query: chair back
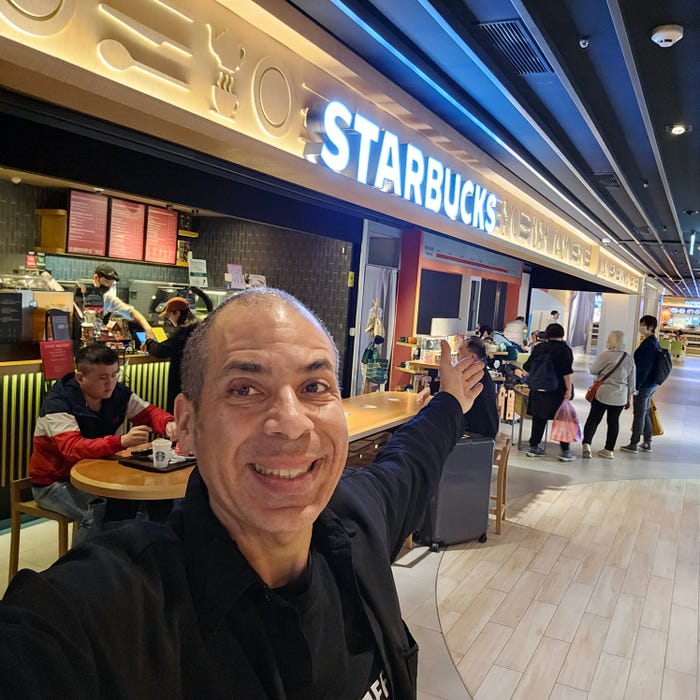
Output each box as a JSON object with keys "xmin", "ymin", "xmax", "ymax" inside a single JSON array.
[
  {"xmin": 659, "ymin": 336, "xmax": 671, "ymax": 350},
  {"xmin": 494, "ymin": 434, "xmax": 512, "ymax": 470},
  {"xmin": 490, "ymin": 434, "xmax": 512, "ymax": 535},
  {"xmin": 670, "ymin": 340, "xmax": 683, "ymax": 356}
]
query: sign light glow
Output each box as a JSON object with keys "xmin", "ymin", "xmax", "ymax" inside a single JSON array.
[{"xmin": 306, "ymin": 100, "xmax": 498, "ymax": 234}]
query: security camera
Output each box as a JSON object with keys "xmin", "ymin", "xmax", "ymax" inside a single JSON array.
[
  {"xmin": 579, "ymin": 37, "xmax": 589, "ymax": 49},
  {"xmin": 651, "ymin": 25, "xmax": 683, "ymax": 47},
  {"xmin": 166, "ymin": 203, "xmax": 173, "ymax": 210}
]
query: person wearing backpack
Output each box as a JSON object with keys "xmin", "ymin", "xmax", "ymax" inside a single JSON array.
[
  {"xmin": 522, "ymin": 323, "xmax": 575, "ymax": 461},
  {"xmin": 621, "ymin": 315, "xmax": 660, "ymax": 454}
]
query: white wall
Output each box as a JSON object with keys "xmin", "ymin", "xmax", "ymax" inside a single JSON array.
[
  {"xmin": 529, "ymin": 288, "xmax": 564, "ymax": 334},
  {"xmin": 598, "ymin": 293, "xmax": 642, "ymax": 356},
  {"xmin": 518, "ymin": 271, "xmax": 530, "ymax": 319}
]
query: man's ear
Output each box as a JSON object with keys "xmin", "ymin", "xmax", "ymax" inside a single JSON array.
[{"xmin": 174, "ymin": 393, "xmax": 196, "ymax": 455}]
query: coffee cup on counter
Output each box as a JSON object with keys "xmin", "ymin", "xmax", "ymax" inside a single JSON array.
[{"xmin": 152, "ymin": 438, "xmax": 172, "ymax": 470}]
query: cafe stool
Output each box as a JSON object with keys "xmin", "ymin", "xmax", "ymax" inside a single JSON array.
[
  {"xmin": 490, "ymin": 435, "xmax": 512, "ymax": 535},
  {"xmin": 8, "ymin": 477, "xmax": 76, "ymax": 584}
]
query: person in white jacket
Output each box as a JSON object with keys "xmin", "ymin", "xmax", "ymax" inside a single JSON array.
[
  {"xmin": 581, "ymin": 330, "xmax": 636, "ymax": 459},
  {"xmin": 503, "ymin": 316, "xmax": 528, "ymax": 349}
]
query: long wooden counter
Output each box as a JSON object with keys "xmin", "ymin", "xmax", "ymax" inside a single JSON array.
[
  {"xmin": 0, "ymin": 352, "xmax": 163, "ymax": 377},
  {"xmin": 70, "ymin": 391, "xmax": 422, "ymax": 500}
]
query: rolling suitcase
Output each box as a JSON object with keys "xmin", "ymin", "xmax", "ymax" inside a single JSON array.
[{"xmin": 415, "ymin": 433, "xmax": 494, "ymax": 551}]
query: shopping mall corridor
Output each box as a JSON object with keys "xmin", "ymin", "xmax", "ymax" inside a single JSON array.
[
  {"xmin": 1, "ymin": 352, "xmax": 698, "ymax": 699},
  {"xmin": 392, "ymin": 351, "xmax": 699, "ymax": 699}
]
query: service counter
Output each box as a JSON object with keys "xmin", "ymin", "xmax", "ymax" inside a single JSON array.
[{"xmin": 0, "ymin": 353, "xmax": 170, "ymax": 488}]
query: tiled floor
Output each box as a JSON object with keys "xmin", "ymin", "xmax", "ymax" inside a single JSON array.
[
  {"xmin": 2, "ymin": 352, "xmax": 698, "ymax": 700},
  {"xmin": 392, "ymin": 352, "xmax": 700, "ymax": 699}
]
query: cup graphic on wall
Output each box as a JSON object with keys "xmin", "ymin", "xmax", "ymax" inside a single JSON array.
[{"xmin": 152, "ymin": 439, "xmax": 172, "ymax": 470}]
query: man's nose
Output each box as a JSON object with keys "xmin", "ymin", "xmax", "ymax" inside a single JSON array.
[{"xmin": 264, "ymin": 388, "xmax": 314, "ymax": 439}]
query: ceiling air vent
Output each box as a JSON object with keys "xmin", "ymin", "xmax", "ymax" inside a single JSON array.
[
  {"xmin": 594, "ymin": 172, "xmax": 622, "ymax": 188},
  {"xmin": 477, "ymin": 20, "xmax": 553, "ymax": 75}
]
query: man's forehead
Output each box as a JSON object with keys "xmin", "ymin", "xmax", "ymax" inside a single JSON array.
[
  {"xmin": 210, "ymin": 301, "xmax": 336, "ymax": 361},
  {"xmin": 84, "ymin": 363, "xmax": 119, "ymax": 374}
]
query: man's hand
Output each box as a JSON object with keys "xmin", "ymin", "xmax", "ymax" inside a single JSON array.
[
  {"xmin": 120, "ymin": 425, "xmax": 151, "ymax": 448},
  {"xmin": 415, "ymin": 386, "xmax": 432, "ymax": 409},
  {"xmin": 165, "ymin": 421, "xmax": 178, "ymax": 441},
  {"xmin": 437, "ymin": 339, "xmax": 484, "ymax": 413}
]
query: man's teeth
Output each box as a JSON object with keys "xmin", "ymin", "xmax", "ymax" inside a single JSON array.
[{"xmin": 252, "ymin": 463, "xmax": 313, "ymax": 478}]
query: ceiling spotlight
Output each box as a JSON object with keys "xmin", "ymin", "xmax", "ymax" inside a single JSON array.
[
  {"xmin": 642, "ymin": 180, "xmax": 649, "ymax": 188},
  {"xmin": 166, "ymin": 203, "xmax": 174, "ymax": 210},
  {"xmin": 666, "ymin": 124, "xmax": 692, "ymax": 135},
  {"xmin": 10, "ymin": 176, "xmax": 22, "ymax": 185},
  {"xmin": 601, "ymin": 237, "xmax": 612, "ymax": 244},
  {"xmin": 578, "ymin": 36, "xmax": 589, "ymax": 49},
  {"xmin": 683, "ymin": 209, "xmax": 699, "ymax": 216},
  {"xmin": 93, "ymin": 187, "xmax": 104, "ymax": 194}
]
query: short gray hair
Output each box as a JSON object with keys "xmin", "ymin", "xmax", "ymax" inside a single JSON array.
[
  {"xmin": 606, "ymin": 330, "xmax": 625, "ymax": 351},
  {"xmin": 181, "ymin": 287, "xmax": 338, "ymax": 407}
]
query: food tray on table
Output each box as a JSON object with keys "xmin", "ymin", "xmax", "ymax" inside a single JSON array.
[{"xmin": 118, "ymin": 455, "xmax": 197, "ymax": 473}]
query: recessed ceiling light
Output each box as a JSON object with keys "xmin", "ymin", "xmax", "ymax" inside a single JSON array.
[
  {"xmin": 601, "ymin": 237, "xmax": 612, "ymax": 244},
  {"xmin": 667, "ymin": 124, "xmax": 692, "ymax": 135}
]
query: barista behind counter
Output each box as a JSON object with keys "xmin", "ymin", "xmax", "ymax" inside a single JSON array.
[{"xmin": 87, "ymin": 265, "xmax": 155, "ymax": 340}]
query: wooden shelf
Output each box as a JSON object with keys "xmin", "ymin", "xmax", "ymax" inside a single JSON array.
[
  {"xmin": 394, "ymin": 365, "xmax": 429, "ymax": 375},
  {"xmin": 395, "ymin": 341, "xmax": 418, "ymax": 348}
]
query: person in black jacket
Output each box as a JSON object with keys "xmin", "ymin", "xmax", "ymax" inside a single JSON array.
[
  {"xmin": 0, "ymin": 287, "xmax": 484, "ymax": 699},
  {"xmin": 144, "ymin": 296, "xmax": 199, "ymax": 413},
  {"xmin": 459, "ymin": 336, "xmax": 499, "ymax": 438},
  {"xmin": 522, "ymin": 323, "xmax": 575, "ymax": 461},
  {"xmin": 621, "ymin": 315, "xmax": 660, "ymax": 454}
]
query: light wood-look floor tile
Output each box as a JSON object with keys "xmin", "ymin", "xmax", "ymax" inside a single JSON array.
[{"xmin": 438, "ymin": 479, "xmax": 700, "ymax": 699}]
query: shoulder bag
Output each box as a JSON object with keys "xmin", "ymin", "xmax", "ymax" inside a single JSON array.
[{"xmin": 585, "ymin": 352, "xmax": 626, "ymax": 403}]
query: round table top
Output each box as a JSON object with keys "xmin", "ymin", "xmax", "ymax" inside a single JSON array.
[
  {"xmin": 71, "ymin": 459, "xmax": 194, "ymax": 500},
  {"xmin": 70, "ymin": 391, "xmax": 422, "ymax": 501}
]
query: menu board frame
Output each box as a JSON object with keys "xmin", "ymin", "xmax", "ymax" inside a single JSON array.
[
  {"xmin": 108, "ymin": 197, "xmax": 146, "ymax": 260},
  {"xmin": 66, "ymin": 190, "xmax": 108, "ymax": 256},
  {"xmin": 144, "ymin": 205, "xmax": 178, "ymax": 265}
]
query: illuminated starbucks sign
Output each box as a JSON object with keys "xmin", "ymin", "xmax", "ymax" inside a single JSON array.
[{"xmin": 305, "ymin": 100, "xmax": 498, "ymax": 234}]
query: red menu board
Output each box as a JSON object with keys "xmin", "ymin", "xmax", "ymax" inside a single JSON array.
[
  {"xmin": 67, "ymin": 191, "xmax": 108, "ymax": 256},
  {"xmin": 109, "ymin": 198, "xmax": 145, "ymax": 260},
  {"xmin": 145, "ymin": 206, "xmax": 178, "ymax": 264}
]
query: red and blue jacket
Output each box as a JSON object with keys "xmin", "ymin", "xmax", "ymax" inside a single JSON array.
[{"xmin": 30, "ymin": 374, "xmax": 174, "ymax": 485}]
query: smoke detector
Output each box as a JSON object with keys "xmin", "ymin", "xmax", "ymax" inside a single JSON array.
[{"xmin": 651, "ymin": 25, "xmax": 684, "ymax": 47}]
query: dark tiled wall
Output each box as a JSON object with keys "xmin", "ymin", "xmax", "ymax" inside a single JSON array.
[
  {"xmin": 195, "ymin": 217, "xmax": 353, "ymax": 370},
  {"xmin": 0, "ymin": 180, "xmax": 64, "ymax": 270},
  {"xmin": 1, "ymin": 180, "xmax": 354, "ymax": 372}
]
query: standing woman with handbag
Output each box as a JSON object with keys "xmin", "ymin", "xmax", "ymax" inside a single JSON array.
[{"xmin": 581, "ymin": 330, "xmax": 636, "ymax": 459}]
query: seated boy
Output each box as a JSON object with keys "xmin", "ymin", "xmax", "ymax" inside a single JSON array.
[{"xmin": 30, "ymin": 344, "xmax": 176, "ymax": 544}]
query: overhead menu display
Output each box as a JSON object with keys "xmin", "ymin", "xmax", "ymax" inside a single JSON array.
[
  {"xmin": 109, "ymin": 198, "xmax": 145, "ymax": 260},
  {"xmin": 67, "ymin": 191, "xmax": 108, "ymax": 256},
  {"xmin": 145, "ymin": 206, "xmax": 178, "ymax": 264}
]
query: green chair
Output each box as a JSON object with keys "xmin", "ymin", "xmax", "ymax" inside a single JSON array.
[
  {"xmin": 670, "ymin": 340, "xmax": 683, "ymax": 361},
  {"xmin": 659, "ymin": 336, "xmax": 671, "ymax": 350}
]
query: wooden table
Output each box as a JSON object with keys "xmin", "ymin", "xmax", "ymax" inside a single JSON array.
[
  {"xmin": 71, "ymin": 459, "xmax": 193, "ymax": 500},
  {"xmin": 71, "ymin": 391, "xmax": 422, "ymax": 500}
]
